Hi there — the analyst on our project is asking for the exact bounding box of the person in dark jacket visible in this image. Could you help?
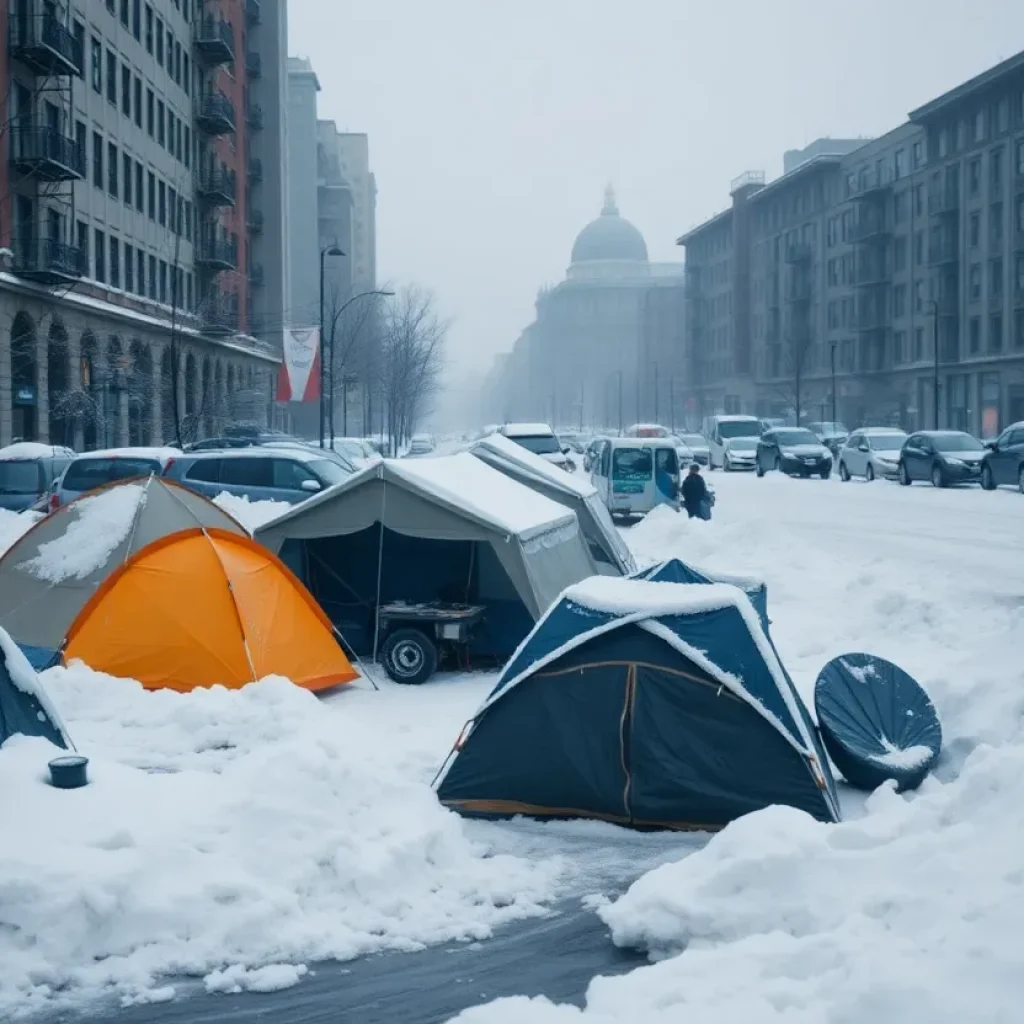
[681,463,710,519]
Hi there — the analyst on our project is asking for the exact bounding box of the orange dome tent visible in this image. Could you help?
[64,527,357,693]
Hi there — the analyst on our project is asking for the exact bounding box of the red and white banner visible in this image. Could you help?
[276,327,321,402]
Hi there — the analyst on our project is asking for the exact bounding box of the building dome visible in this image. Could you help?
[570,186,649,265]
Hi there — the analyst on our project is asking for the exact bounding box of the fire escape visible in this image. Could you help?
[850,167,893,375]
[7,2,85,283]
[193,9,238,335]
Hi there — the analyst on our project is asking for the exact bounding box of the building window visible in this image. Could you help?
[893,235,908,271]
[184,200,192,241]
[120,0,129,27]
[913,184,924,217]
[159,260,168,303]
[970,211,980,247]
[73,21,85,79]
[969,316,981,353]
[135,161,144,212]
[914,279,924,313]
[991,203,1004,249]
[1017,139,1024,177]
[109,236,120,289]
[991,257,1004,299]
[894,148,906,180]
[156,18,164,64]
[134,77,142,128]
[912,140,923,168]
[133,0,141,39]
[893,330,906,363]
[158,181,166,225]
[912,326,924,361]
[175,41,182,86]
[148,255,157,300]
[75,120,86,167]
[121,64,130,116]
[148,171,156,219]
[77,220,88,268]
[137,249,145,296]
[997,98,1009,134]
[990,313,1003,352]
[108,142,118,197]
[991,147,1004,193]
[146,89,154,136]
[183,54,190,96]
[90,38,102,92]
[183,126,190,168]
[106,0,114,12]
[894,283,907,318]
[186,273,193,311]
[92,131,103,189]
[938,127,949,158]
[123,153,132,206]
[914,230,925,266]
[1015,310,1024,350]
[157,100,165,146]
[124,243,134,292]
[106,49,117,104]
[969,263,982,302]
[968,158,981,197]
[94,229,106,282]
[145,4,153,52]
[168,187,177,232]
[973,109,986,143]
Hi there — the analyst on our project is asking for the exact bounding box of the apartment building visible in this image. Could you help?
[0,0,281,448]
[681,49,1024,435]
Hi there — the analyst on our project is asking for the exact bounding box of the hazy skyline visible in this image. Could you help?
[289,0,1024,384]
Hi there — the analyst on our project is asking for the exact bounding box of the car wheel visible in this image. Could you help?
[773,457,781,474]
[898,462,911,486]
[380,628,438,685]
[981,465,996,491]
[820,467,832,480]
[755,460,765,478]
[931,464,946,489]
[723,456,732,472]
[865,464,875,482]
[839,461,850,481]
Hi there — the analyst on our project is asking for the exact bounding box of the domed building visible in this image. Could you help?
[486,187,685,430]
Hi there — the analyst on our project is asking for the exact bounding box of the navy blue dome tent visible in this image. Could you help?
[631,558,770,635]
[814,653,941,792]
[436,578,840,829]
[0,627,68,749]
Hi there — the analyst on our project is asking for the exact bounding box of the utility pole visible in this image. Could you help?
[930,300,940,429]
[830,340,837,429]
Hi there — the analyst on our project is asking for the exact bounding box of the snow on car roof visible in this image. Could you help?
[391,452,577,537]
[72,446,179,463]
[501,422,555,437]
[0,443,73,460]
[185,446,326,463]
[469,432,597,498]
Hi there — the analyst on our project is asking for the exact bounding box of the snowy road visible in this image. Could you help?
[7,473,1024,1023]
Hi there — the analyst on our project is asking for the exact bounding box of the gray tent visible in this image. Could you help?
[0,476,246,663]
[464,433,635,576]
[255,454,596,659]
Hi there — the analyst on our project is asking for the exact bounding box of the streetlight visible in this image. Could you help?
[326,288,394,446]
[928,299,940,429]
[319,244,344,448]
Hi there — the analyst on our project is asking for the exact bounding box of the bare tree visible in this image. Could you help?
[374,287,447,454]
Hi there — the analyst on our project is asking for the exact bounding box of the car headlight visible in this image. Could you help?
[944,456,964,466]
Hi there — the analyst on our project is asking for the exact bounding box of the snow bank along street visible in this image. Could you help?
[1,470,1023,1020]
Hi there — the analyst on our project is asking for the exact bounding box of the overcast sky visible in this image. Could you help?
[289,0,1024,387]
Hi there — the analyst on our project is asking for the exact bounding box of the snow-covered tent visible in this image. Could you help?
[436,577,840,829]
[0,627,68,749]
[464,432,635,576]
[255,455,596,659]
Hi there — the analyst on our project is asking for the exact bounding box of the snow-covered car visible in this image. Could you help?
[406,434,435,457]
[499,423,575,471]
[332,437,380,468]
[838,428,908,481]
[53,447,180,510]
[676,433,710,466]
[0,443,75,513]
[755,428,833,479]
[898,431,986,487]
[807,421,850,455]
[722,436,758,472]
[623,423,671,439]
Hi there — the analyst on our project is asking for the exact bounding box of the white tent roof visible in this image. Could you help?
[466,432,596,499]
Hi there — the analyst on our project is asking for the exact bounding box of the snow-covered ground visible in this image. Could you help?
[1,472,1022,1020]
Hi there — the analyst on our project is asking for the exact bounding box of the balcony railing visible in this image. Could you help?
[247,157,263,184]
[245,0,262,25]
[248,263,264,287]
[198,295,240,336]
[855,262,888,287]
[195,239,238,272]
[195,91,235,135]
[9,12,83,76]
[10,126,85,181]
[784,241,813,264]
[11,236,84,284]
[247,209,264,234]
[194,17,235,66]
[850,169,893,200]
[851,216,889,243]
[245,51,262,77]
[196,167,236,206]
[245,104,264,130]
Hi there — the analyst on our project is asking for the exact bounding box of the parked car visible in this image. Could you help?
[676,433,710,466]
[981,421,1024,493]
[623,423,670,439]
[184,433,303,452]
[54,447,180,510]
[668,435,694,469]
[499,422,575,471]
[838,428,908,481]
[702,415,762,469]
[759,417,788,434]
[331,437,380,467]
[755,428,833,479]
[722,435,758,471]
[590,437,679,518]
[0,443,75,512]
[406,434,436,457]
[806,421,850,455]
[261,440,357,474]
[898,431,986,487]
[164,447,350,504]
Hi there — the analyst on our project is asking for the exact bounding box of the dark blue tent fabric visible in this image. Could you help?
[814,653,941,792]
[631,559,770,634]
[16,643,61,672]
[442,586,840,828]
[0,639,66,749]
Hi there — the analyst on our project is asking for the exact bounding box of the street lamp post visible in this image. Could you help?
[830,340,837,428]
[326,288,394,447]
[318,244,344,448]
[929,299,940,429]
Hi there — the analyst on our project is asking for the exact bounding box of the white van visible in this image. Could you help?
[590,437,680,518]
[703,415,762,470]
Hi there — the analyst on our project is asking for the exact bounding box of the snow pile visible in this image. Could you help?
[0,627,70,745]
[0,508,40,558]
[869,739,934,769]
[211,492,290,533]
[20,485,143,582]
[0,667,562,1016]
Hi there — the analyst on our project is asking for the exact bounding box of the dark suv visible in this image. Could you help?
[0,444,75,512]
[981,422,1024,493]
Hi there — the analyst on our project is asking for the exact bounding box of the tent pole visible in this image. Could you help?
[371,482,387,667]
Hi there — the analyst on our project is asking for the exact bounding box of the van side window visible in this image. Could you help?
[185,458,221,483]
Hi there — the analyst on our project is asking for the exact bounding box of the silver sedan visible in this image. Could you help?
[838,429,908,481]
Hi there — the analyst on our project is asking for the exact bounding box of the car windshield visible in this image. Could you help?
[511,434,561,455]
[775,429,820,446]
[309,459,349,486]
[868,433,907,450]
[62,457,162,491]
[0,461,41,494]
[727,437,756,449]
[932,433,984,452]
[613,447,653,480]
[718,420,760,439]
